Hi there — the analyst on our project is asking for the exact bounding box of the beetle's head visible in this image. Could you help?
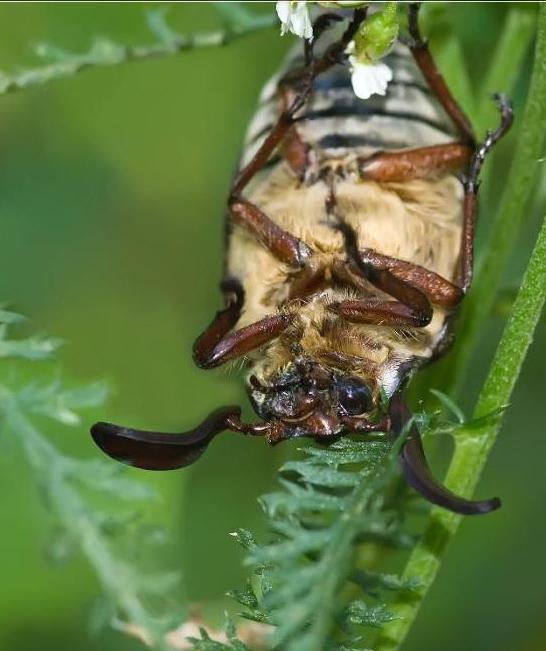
[247,355,388,443]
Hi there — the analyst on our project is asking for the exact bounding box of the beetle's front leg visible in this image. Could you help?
[194,312,293,369]
[333,211,463,312]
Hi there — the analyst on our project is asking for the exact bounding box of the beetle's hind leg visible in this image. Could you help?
[459,94,513,292]
[229,8,365,253]
[406,3,475,145]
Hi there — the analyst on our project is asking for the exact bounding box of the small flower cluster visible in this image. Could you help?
[275,1,399,100]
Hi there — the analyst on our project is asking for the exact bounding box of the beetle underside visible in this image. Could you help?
[91,5,512,516]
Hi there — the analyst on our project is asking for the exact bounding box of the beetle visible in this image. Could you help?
[90,4,513,515]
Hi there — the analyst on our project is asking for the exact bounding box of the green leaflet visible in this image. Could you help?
[0,312,183,651]
[229,435,416,651]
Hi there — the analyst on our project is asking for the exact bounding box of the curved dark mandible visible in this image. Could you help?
[390,394,501,515]
[90,406,242,471]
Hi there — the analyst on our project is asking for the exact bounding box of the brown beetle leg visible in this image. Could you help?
[91,406,270,471]
[333,215,433,325]
[358,143,471,183]
[328,171,463,310]
[329,298,431,328]
[279,12,346,177]
[389,394,501,515]
[194,314,292,369]
[228,10,365,256]
[358,248,463,308]
[229,197,312,266]
[407,3,475,145]
[193,278,244,365]
[304,12,345,66]
[193,278,292,369]
[228,73,313,263]
[459,94,513,291]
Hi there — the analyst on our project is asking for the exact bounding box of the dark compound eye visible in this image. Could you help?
[337,376,373,416]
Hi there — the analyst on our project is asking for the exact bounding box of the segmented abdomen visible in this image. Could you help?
[241,43,456,168]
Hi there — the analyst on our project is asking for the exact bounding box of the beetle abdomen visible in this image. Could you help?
[242,43,456,168]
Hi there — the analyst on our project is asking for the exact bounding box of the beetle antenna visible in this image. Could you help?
[90,406,268,471]
[390,394,501,515]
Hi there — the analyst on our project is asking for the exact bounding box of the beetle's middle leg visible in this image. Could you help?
[228,9,365,261]
[326,179,462,326]
[331,218,433,327]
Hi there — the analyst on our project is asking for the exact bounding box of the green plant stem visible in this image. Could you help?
[446,2,546,399]
[0,9,276,96]
[376,211,546,651]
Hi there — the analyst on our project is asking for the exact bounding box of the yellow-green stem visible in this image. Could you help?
[377,208,546,650]
[447,2,546,400]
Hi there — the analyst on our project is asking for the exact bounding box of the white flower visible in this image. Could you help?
[348,51,393,100]
[276,2,313,41]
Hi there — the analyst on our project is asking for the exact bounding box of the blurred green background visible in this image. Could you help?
[0,3,544,651]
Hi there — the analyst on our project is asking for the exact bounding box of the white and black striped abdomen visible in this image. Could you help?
[241,43,456,168]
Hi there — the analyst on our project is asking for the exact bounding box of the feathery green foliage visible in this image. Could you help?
[0,309,184,651]
[227,434,419,651]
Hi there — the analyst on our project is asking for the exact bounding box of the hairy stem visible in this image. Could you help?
[377,209,546,651]
[0,8,276,96]
[446,3,546,399]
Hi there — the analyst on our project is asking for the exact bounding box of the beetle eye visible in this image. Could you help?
[337,376,373,416]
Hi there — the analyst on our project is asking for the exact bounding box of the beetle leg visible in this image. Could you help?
[329,298,431,328]
[304,12,345,66]
[327,175,462,311]
[192,277,244,364]
[389,394,501,515]
[459,94,513,291]
[357,143,471,183]
[194,313,293,369]
[332,215,439,326]
[229,9,364,205]
[90,406,269,471]
[355,248,463,308]
[229,197,312,266]
[278,12,347,178]
[193,278,292,368]
[406,3,475,145]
